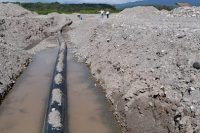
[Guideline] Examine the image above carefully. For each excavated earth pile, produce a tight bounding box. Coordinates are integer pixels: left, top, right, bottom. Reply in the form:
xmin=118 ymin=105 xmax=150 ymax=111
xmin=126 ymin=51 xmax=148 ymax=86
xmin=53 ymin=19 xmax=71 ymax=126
xmin=68 ymin=6 xmax=200 ymax=133
xmin=0 ymin=3 xmax=71 ymax=101
xmin=170 ymin=7 xmax=200 ymax=17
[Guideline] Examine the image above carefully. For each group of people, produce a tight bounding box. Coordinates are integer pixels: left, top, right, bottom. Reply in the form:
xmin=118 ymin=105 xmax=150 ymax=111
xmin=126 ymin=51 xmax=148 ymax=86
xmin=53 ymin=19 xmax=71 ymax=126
xmin=77 ymin=10 xmax=110 ymax=20
xmin=77 ymin=14 xmax=83 ymax=20
xmin=100 ymin=10 xmax=110 ymax=19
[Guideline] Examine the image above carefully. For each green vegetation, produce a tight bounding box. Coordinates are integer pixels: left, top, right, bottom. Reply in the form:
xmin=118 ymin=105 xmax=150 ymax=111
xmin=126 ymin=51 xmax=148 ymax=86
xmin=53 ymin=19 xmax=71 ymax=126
xmin=15 ymin=2 xmax=118 ymax=14
xmin=152 ymin=5 xmax=175 ymax=11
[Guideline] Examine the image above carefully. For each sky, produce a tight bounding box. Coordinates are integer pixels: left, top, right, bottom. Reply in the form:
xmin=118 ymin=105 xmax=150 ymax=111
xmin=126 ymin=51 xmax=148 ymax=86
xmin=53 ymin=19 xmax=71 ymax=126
xmin=0 ymin=0 xmax=139 ymax=4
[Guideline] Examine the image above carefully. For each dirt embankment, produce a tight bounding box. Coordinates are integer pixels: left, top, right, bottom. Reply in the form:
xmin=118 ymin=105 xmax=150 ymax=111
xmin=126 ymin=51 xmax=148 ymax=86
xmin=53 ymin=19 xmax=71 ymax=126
xmin=0 ymin=3 xmax=71 ymax=102
xmin=68 ymin=7 xmax=200 ymax=133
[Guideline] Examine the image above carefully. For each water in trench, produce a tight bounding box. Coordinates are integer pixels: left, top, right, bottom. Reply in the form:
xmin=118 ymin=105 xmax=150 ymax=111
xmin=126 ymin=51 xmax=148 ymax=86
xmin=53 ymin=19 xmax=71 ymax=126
xmin=67 ymin=49 xmax=122 ymax=133
xmin=0 ymin=48 xmax=58 ymax=133
xmin=0 ymin=47 xmax=122 ymax=133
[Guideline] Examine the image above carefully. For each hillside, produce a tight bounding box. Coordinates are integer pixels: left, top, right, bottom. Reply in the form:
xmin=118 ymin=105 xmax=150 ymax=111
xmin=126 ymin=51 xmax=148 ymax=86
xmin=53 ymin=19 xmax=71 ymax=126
xmin=115 ymin=0 xmax=200 ymax=10
xmin=17 ymin=2 xmax=118 ymax=14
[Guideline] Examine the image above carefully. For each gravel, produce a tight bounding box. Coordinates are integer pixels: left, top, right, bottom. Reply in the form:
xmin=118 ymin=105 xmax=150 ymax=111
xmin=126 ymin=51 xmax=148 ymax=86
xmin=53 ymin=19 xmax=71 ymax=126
xmin=67 ymin=6 xmax=200 ymax=133
xmin=1 ymin=3 xmax=200 ymax=133
xmin=0 ymin=3 xmax=71 ymax=102
xmin=54 ymin=73 xmax=63 ymax=85
xmin=51 ymin=89 xmax=62 ymax=106
xmin=48 ymin=109 xmax=62 ymax=129
xmin=0 ymin=42 xmax=31 ymax=99
xmin=170 ymin=7 xmax=200 ymax=17
xmin=0 ymin=3 xmax=35 ymax=17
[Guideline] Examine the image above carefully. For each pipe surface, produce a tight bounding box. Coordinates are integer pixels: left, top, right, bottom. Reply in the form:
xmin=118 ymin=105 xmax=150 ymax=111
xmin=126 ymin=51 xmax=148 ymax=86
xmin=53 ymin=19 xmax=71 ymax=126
xmin=43 ymin=31 xmax=67 ymax=133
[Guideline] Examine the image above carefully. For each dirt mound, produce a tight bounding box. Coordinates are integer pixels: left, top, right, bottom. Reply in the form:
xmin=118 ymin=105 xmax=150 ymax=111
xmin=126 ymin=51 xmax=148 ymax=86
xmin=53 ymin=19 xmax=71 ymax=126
xmin=0 ymin=13 xmax=71 ymax=49
xmin=0 ymin=3 xmax=72 ymax=49
xmin=170 ymin=7 xmax=200 ymax=17
xmin=68 ymin=6 xmax=200 ymax=133
xmin=115 ymin=6 xmax=165 ymax=26
xmin=0 ymin=42 xmax=31 ymax=99
xmin=0 ymin=3 xmax=34 ymax=17
xmin=0 ymin=3 xmax=71 ymax=102
xmin=117 ymin=6 xmax=160 ymax=19
xmin=119 ymin=6 xmax=159 ymax=15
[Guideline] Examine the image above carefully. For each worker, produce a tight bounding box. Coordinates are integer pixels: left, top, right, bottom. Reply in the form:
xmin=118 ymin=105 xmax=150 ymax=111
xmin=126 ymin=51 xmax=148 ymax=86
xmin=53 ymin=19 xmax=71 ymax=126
xmin=100 ymin=10 xmax=105 ymax=18
xmin=77 ymin=14 xmax=83 ymax=20
xmin=106 ymin=11 xmax=110 ymax=18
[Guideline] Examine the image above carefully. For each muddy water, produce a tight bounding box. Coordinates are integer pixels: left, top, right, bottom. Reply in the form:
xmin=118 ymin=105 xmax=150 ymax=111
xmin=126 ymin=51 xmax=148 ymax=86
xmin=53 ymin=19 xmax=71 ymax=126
xmin=0 ymin=47 xmax=121 ymax=133
xmin=67 ymin=49 xmax=122 ymax=133
xmin=0 ymin=48 xmax=58 ymax=133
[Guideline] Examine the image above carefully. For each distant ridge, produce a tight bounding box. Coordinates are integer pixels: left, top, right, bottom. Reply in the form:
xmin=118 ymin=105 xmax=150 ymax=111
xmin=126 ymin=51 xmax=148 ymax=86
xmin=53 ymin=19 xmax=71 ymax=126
xmin=115 ymin=0 xmax=200 ymax=9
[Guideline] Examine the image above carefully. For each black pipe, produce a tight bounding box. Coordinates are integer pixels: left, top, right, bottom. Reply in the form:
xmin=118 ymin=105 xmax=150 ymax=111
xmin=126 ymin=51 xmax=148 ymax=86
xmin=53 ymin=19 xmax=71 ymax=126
xmin=43 ymin=31 xmax=68 ymax=133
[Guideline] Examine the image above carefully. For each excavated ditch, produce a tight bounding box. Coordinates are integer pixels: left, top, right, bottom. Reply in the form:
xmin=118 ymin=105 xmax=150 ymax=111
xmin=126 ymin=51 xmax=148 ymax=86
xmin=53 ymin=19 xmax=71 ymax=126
xmin=0 ymin=48 xmax=58 ymax=133
xmin=67 ymin=48 xmax=122 ymax=133
xmin=0 ymin=46 xmax=122 ymax=133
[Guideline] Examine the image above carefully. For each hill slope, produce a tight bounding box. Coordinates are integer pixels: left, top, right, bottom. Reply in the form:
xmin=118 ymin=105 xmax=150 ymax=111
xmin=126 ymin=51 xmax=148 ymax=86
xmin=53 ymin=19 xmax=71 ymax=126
xmin=115 ymin=0 xmax=200 ymax=9
xmin=67 ymin=6 xmax=200 ymax=133
xmin=18 ymin=2 xmax=118 ymax=14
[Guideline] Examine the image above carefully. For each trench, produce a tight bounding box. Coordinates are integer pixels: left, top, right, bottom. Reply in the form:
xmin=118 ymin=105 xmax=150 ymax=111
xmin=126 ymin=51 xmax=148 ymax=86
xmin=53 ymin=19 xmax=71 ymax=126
xmin=0 ymin=48 xmax=58 ymax=133
xmin=0 ymin=46 xmax=122 ymax=132
xmin=67 ymin=48 xmax=122 ymax=133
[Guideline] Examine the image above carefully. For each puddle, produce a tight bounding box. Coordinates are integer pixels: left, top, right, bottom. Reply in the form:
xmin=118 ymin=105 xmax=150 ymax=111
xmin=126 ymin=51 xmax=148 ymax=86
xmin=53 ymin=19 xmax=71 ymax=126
xmin=67 ymin=49 xmax=122 ymax=133
xmin=0 ymin=48 xmax=58 ymax=133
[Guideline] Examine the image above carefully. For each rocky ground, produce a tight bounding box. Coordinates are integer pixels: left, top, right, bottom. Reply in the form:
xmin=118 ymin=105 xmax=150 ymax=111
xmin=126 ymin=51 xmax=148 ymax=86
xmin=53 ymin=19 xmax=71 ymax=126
xmin=1 ymin=3 xmax=200 ymax=133
xmin=67 ymin=6 xmax=200 ymax=133
xmin=0 ymin=3 xmax=71 ymax=101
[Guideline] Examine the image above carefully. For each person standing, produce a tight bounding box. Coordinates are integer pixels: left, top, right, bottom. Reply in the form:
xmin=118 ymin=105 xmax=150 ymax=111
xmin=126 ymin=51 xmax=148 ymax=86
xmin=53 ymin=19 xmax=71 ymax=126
xmin=100 ymin=10 xmax=104 ymax=18
xmin=80 ymin=14 xmax=83 ymax=20
xmin=77 ymin=14 xmax=83 ymax=20
xmin=106 ymin=11 xmax=110 ymax=19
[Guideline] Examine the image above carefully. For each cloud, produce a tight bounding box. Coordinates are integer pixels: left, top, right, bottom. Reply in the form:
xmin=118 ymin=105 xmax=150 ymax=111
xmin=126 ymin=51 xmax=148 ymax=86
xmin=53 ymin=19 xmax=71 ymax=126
xmin=0 ymin=0 xmax=139 ymax=4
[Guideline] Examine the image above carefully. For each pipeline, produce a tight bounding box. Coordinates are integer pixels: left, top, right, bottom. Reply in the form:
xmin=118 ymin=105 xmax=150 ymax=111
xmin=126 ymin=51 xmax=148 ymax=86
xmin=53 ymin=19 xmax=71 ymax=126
xmin=43 ymin=31 xmax=68 ymax=133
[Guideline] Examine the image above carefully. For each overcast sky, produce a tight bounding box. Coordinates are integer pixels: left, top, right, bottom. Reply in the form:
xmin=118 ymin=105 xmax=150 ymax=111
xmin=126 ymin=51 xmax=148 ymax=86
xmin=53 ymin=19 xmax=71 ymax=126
xmin=0 ymin=0 xmax=139 ymax=4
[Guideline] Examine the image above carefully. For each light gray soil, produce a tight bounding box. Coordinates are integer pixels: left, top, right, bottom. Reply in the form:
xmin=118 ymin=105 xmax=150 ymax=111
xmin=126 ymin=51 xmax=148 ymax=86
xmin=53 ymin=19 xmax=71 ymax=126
xmin=67 ymin=7 xmax=200 ymax=133
xmin=1 ymin=3 xmax=200 ymax=133
xmin=0 ymin=3 xmax=71 ymax=101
